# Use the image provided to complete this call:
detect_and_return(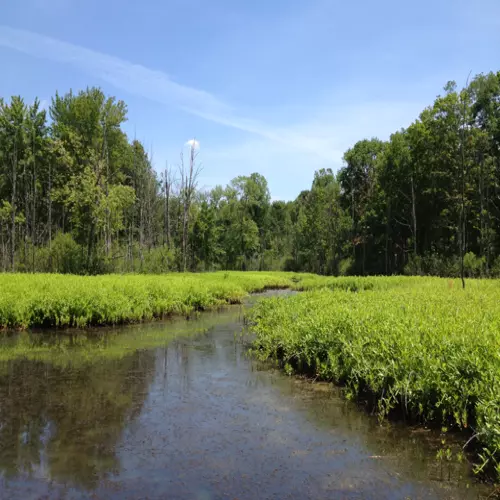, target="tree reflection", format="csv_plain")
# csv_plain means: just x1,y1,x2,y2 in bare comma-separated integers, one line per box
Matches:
0,349,154,488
